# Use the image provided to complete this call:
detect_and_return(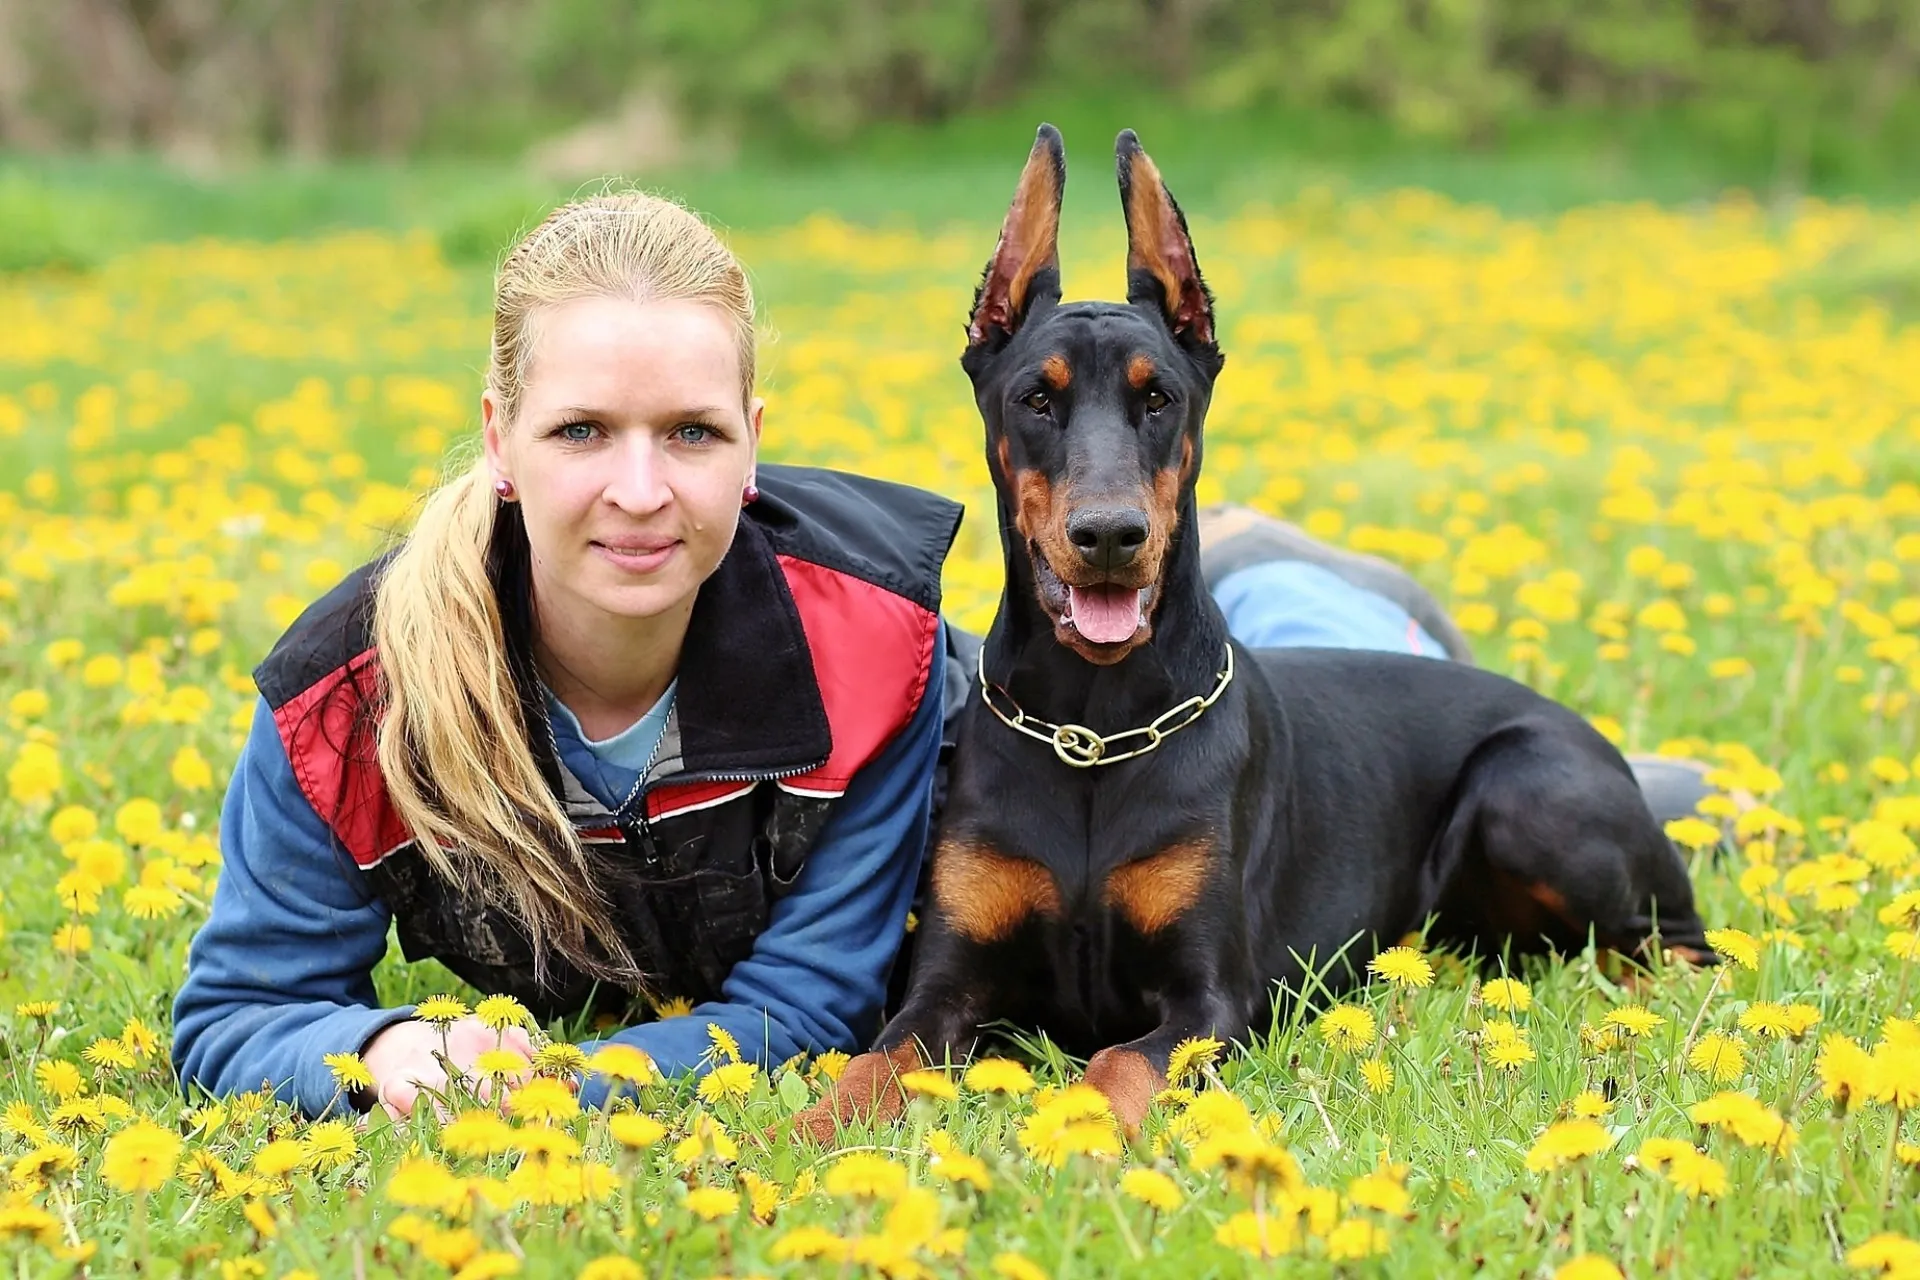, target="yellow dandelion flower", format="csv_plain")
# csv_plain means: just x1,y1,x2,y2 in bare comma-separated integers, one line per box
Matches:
119,1017,158,1060
33,1060,84,1101
928,1144,992,1192
1554,1256,1625,1280
472,994,531,1032
1317,1004,1377,1051
1603,1005,1666,1038
1687,1032,1748,1083
963,1057,1035,1095
1347,1169,1412,1216
533,1043,586,1075
1360,1058,1394,1094
1570,1090,1612,1119
385,1157,466,1213
1782,1004,1823,1038
1665,817,1723,852
1738,1002,1795,1038
899,1069,958,1102
1215,1207,1299,1258
299,1118,358,1172
452,1049,519,1084
1524,1120,1615,1173
1120,1167,1183,1212
439,1111,514,1157
251,1140,304,1179
1704,927,1760,970
811,1049,851,1082
770,1226,849,1263
323,1052,373,1091
584,1044,658,1086
82,1038,134,1071
413,995,469,1025
1367,946,1434,988
1480,977,1532,1013
825,1152,908,1202
993,1252,1053,1280
697,1061,759,1105
704,1023,742,1065
1846,1233,1920,1272
101,1119,182,1193
1487,1038,1537,1070
578,1258,645,1280
1166,1035,1224,1082
13,1001,58,1021
1326,1217,1390,1260
507,1078,578,1125
682,1185,738,1221
1664,1149,1727,1199
607,1113,667,1149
